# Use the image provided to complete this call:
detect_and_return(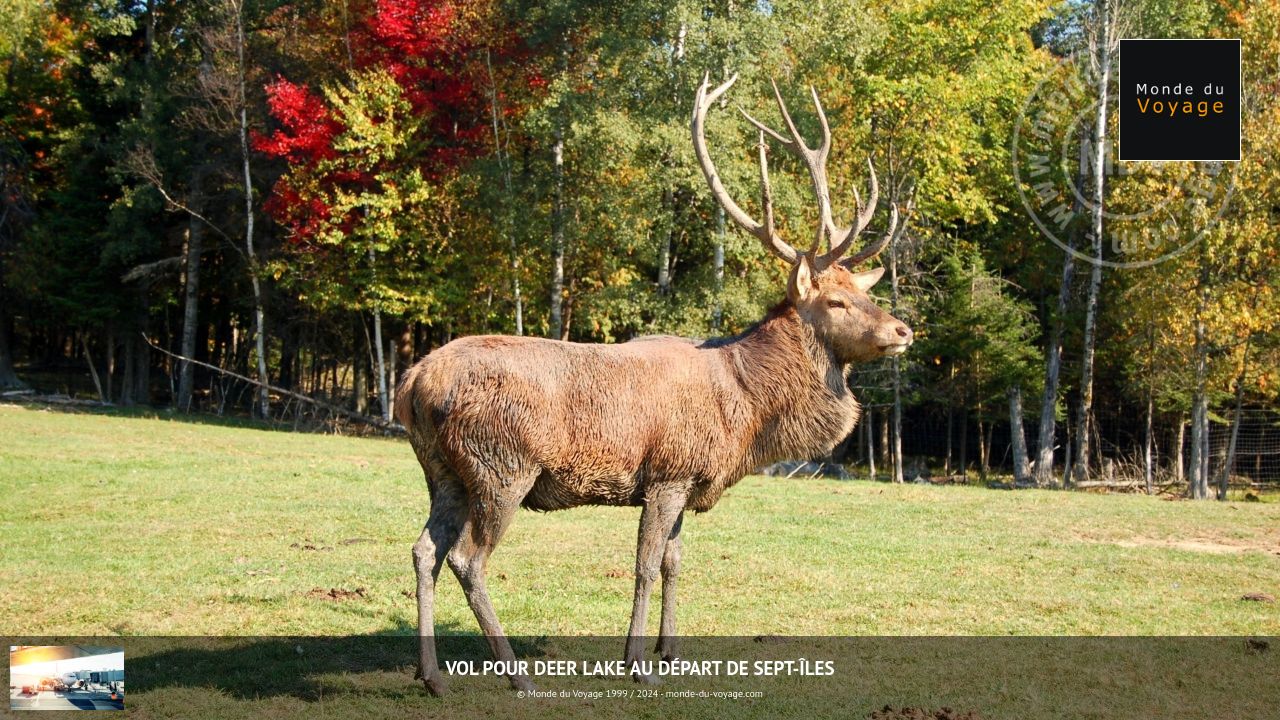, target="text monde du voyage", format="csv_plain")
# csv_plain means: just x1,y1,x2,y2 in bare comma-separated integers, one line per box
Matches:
1133,82,1229,118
